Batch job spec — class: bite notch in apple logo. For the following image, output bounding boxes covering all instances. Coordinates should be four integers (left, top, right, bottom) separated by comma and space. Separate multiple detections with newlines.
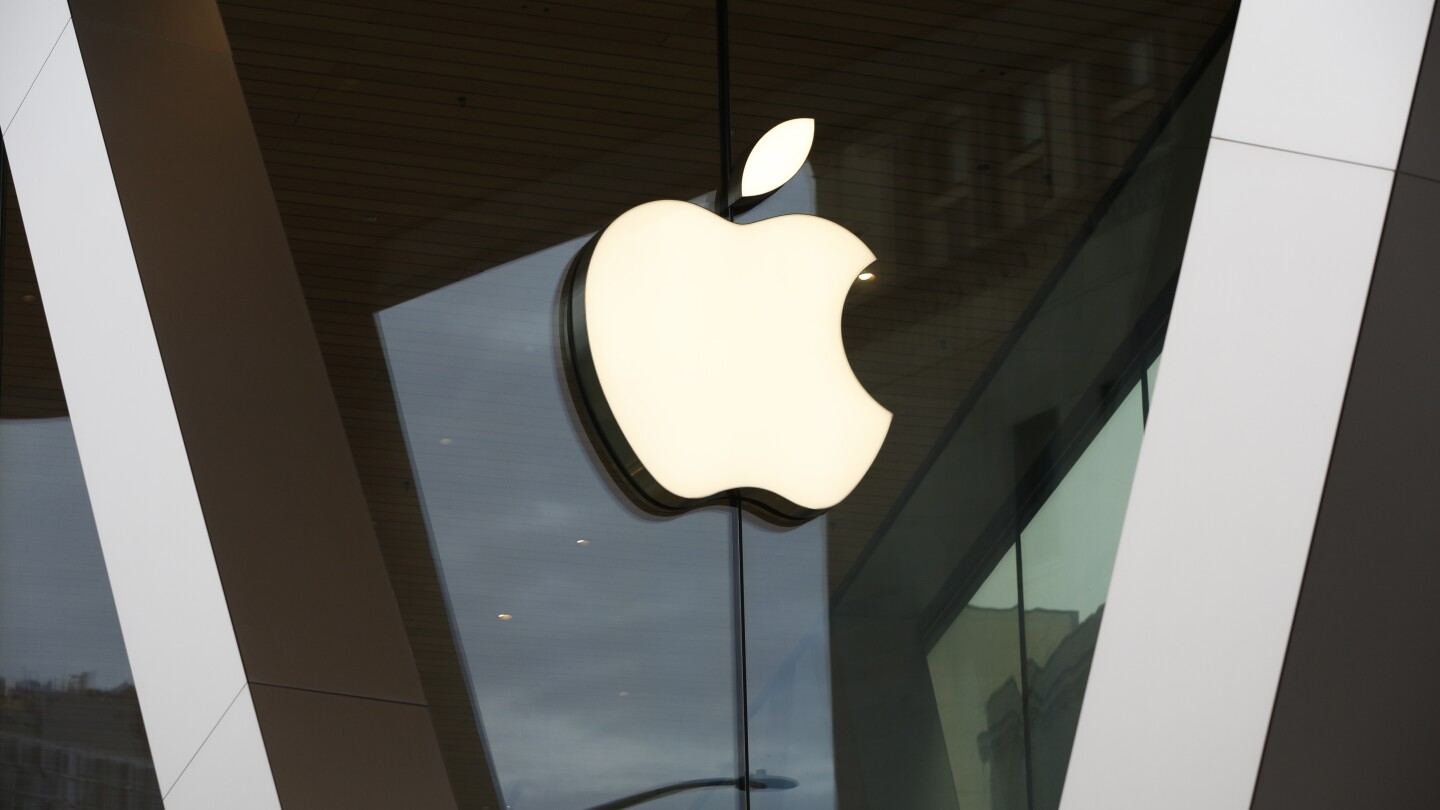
561, 118, 892, 523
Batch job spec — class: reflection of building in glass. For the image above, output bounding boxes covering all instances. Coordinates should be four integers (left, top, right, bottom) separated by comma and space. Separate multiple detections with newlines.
929, 603, 1091, 810
835, 20, 1228, 803
0, 677, 161, 810
952, 606, 1104, 810
1026, 607, 1104, 810
967, 607, 1106, 810
980, 677, 1025, 810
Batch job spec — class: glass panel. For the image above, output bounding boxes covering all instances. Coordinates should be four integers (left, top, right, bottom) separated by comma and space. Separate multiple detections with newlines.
220, 4, 739, 809
1, 163, 163, 808
215, 3, 1234, 808
378, 239, 739, 810
728, 3, 1234, 809
1020, 385, 1146, 810
739, 514, 836, 810
927, 547, 1026, 810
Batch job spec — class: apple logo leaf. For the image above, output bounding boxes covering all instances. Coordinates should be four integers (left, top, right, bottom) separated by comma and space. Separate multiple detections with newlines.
740, 118, 814, 199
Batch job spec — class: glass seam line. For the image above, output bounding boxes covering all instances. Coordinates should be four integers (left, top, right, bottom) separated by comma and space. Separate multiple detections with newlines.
716, 0, 751, 806
1013, 534, 1038, 810
717, 0, 734, 223
731, 496, 752, 809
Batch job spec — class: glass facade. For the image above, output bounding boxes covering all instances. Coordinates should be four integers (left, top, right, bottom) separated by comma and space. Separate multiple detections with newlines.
0, 159, 163, 808
1019, 382, 1147, 810
723, 8, 1230, 807
1, 1, 1237, 807
220, 0, 1233, 806
378, 250, 740, 810
920, 371, 1149, 810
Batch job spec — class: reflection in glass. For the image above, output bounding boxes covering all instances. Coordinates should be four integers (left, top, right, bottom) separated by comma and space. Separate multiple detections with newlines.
0, 422, 162, 810
1020, 386, 1146, 810
729, 4, 1235, 810
740, 515, 835, 810
212, 1, 1238, 808
379, 239, 739, 810
218, 4, 731, 804
927, 547, 1026, 810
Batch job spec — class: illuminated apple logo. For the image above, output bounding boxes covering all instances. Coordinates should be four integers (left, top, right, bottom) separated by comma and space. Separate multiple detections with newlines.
562, 119, 891, 522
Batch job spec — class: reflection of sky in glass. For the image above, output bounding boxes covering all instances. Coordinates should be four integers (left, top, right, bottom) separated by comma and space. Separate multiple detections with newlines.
380, 235, 740, 810
379, 172, 841, 810
741, 516, 836, 810
0, 418, 135, 689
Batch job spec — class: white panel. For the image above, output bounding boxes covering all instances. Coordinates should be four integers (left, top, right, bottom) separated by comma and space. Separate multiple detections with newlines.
1060, 139, 1393, 810
0, 0, 69, 134
1213, 0, 1434, 168
163, 686, 282, 810
3, 27, 250, 794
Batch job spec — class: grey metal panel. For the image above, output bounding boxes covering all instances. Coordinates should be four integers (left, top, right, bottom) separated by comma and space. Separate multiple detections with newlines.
72, 12, 427, 706
250, 685, 460, 810
1059, 137, 1394, 810
1210, 0, 1434, 169
68, 0, 231, 54
1060, 3, 1433, 809
3, 17, 255, 792
1250, 172, 1440, 809
1400, 6, 1440, 182
1251, 14, 1440, 802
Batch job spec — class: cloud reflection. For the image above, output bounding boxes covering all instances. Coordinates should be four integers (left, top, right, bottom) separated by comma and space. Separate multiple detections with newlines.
379, 174, 838, 810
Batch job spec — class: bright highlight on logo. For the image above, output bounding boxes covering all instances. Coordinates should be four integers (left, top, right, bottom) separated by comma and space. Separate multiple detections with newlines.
562, 119, 892, 522
740, 118, 815, 198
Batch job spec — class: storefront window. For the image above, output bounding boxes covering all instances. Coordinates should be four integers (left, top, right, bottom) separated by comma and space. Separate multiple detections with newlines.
728, 4, 1232, 809
927, 546, 1026, 810
213, 1, 1237, 807
378, 237, 740, 810
1020, 384, 1146, 810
